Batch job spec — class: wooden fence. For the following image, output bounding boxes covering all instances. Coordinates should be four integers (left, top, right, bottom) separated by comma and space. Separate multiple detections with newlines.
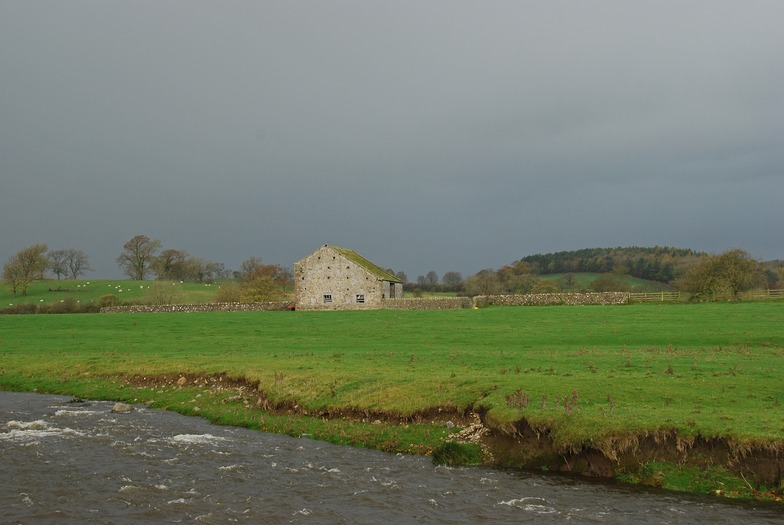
629, 290, 783, 303
628, 291, 683, 302
743, 289, 784, 299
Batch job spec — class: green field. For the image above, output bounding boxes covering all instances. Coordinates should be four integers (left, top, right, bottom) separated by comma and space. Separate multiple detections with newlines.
539, 272, 672, 292
1, 302, 782, 499
1, 279, 224, 307
2, 303, 782, 440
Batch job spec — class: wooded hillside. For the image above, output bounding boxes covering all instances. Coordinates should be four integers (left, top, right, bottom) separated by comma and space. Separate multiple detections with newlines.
518, 247, 705, 283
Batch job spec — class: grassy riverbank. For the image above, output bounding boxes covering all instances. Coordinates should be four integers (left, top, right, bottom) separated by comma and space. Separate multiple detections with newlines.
1, 303, 782, 500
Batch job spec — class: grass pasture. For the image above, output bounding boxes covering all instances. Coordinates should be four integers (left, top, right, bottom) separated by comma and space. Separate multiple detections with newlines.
539, 272, 672, 292
1, 302, 782, 498
1, 303, 782, 441
0, 279, 225, 307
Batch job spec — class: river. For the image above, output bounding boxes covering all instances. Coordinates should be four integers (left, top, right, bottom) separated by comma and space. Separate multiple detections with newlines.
1, 392, 780, 524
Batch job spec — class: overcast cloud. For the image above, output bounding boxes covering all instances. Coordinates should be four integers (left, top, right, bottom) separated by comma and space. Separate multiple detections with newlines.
2, 1, 782, 279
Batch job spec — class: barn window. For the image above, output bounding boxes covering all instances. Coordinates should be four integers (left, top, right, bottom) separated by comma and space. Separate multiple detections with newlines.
356, 294, 365, 303
323, 294, 332, 303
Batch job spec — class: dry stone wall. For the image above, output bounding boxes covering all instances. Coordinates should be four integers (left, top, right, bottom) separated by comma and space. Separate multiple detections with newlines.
473, 292, 630, 307
100, 293, 629, 314
382, 297, 472, 310
100, 302, 291, 314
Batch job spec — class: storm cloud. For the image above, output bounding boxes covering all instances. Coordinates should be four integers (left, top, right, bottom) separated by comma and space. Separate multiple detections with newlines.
2, 1, 782, 279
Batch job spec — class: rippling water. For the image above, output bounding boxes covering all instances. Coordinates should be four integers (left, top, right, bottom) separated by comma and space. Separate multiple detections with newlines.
1, 392, 780, 524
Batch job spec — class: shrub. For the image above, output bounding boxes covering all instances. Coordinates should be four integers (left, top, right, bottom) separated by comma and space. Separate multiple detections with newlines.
431, 442, 482, 466
532, 279, 561, 293
240, 274, 286, 302
148, 281, 179, 305
0, 300, 100, 315
0, 303, 37, 315
589, 274, 630, 292
215, 283, 243, 303
40, 297, 80, 314
97, 294, 122, 308
78, 302, 101, 313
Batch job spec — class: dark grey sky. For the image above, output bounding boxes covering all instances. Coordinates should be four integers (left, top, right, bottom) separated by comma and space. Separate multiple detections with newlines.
2, 1, 783, 279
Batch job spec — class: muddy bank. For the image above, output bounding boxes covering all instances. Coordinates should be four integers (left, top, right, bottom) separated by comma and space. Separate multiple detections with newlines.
475, 414, 783, 491
122, 372, 473, 425
120, 372, 782, 498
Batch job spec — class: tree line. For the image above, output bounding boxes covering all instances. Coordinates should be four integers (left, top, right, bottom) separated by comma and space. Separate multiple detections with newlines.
392, 247, 781, 298
115, 235, 292, 302
4, 240, 782, 301
2, 235, 293, 300
1, 244, 97, 297
115, 234, 231, 282
392, 265, 563, 296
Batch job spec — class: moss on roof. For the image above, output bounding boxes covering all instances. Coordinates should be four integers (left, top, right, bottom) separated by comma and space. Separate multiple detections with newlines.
327, 245, 402, 283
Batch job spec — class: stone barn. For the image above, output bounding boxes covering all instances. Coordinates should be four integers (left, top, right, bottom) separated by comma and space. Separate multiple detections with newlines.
294, 245, 403, 310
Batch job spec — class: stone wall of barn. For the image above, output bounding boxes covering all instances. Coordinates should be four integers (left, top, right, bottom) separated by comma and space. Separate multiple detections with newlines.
294, 246, 387, 310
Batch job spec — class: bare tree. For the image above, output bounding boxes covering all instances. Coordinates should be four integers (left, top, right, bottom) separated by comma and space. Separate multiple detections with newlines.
154, 249, 189, 280
152, 249, 225, 282
441, 271, 463, 289
48, 248, 92, 280
66, 248, 92, 279
206, 261, 227, 281
116, 235, 161, 280
48, 249, 69, 280
239, 257, 264, 281
187, 256, 224, 283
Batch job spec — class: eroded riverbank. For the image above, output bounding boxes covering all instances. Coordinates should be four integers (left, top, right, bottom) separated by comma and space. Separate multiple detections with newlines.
7, 371, 781, 503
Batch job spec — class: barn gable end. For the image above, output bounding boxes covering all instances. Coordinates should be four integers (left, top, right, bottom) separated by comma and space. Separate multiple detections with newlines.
294, 245, 402, 310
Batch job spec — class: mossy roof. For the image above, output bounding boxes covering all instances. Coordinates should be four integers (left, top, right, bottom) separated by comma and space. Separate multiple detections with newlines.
327, 245, 402, 283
